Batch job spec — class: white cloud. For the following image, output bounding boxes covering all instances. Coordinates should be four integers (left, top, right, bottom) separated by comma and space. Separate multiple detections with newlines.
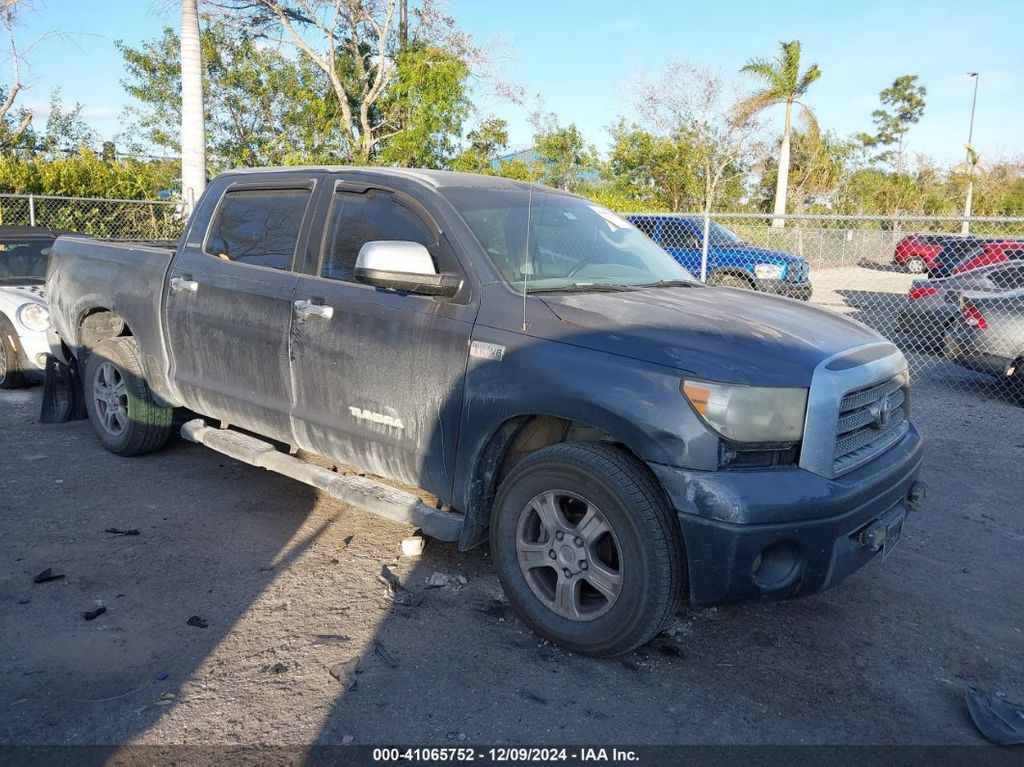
603, 16, 645, 32
80, 106, 117, 120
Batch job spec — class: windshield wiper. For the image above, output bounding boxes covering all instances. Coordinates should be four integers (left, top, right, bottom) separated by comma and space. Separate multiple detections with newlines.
631, 279, 700, 289
526, 283, 639, 294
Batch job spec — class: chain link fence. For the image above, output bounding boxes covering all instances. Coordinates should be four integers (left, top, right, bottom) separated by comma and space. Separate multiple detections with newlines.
626, 211, 1024, 407
0, 193, 184, 240
2, 192, 1020, 407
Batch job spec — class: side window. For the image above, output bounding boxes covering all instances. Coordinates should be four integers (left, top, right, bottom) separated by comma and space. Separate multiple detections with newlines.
632, 217, 658, 240
205, 188, 311, 270
321, 190, 434, 283
992, 266, 1024, 290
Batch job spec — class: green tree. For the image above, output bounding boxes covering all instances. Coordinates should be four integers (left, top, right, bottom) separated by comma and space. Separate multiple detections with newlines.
859, 74, 926, 174
374, 44, 471, 168
450, 117, 515, 174
118, 22, 346, 168
531, 123, 598, 192
737, 40, 821, 226
756, 123, 854, 213
30, 89, 97, 157
609, 62, 760, 215
0, 1, 34, 153
213, 0, 475, 164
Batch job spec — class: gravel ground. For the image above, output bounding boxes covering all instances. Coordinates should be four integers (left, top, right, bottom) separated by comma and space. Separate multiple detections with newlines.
1, 265, 1022, 749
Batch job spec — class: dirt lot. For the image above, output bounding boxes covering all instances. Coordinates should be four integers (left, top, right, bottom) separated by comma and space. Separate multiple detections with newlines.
1, 268, 1023, 749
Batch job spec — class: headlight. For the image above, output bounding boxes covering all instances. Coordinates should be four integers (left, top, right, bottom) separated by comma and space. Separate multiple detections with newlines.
16, 302, 51, 332
681, 379, 808, 443
753, 263, 784, 280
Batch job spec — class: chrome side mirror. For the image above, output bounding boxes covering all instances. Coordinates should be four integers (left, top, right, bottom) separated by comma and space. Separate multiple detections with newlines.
354, 241, 461, 297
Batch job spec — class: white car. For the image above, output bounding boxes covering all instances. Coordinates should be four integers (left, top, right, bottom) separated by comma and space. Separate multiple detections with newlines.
0, 228, 62, 388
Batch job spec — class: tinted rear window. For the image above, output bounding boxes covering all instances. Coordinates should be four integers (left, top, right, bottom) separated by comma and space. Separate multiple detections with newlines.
205, 189, 310, 270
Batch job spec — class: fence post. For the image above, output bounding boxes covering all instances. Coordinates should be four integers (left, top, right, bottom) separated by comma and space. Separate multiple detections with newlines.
28, 194, 35, 227
700, 211, 710, 282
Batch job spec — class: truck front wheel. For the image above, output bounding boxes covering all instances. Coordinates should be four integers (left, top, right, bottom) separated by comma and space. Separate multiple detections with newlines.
490, 442, 685, 656
83, 337, 174, 456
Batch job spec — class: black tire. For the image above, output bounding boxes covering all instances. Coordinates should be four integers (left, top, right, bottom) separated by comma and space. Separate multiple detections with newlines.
490, 442, 685, 657
0, 313, 29, 389
83, 337, 174, 456
1010, 358, 1024, 407
906, 256, 926, 274
709, 272, 753, 290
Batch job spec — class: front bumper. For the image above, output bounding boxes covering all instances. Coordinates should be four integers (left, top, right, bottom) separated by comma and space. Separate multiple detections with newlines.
649, 426, 924, 606
944, 329, 1012, 376
756, 278, 812, 301
11, 327, 49, 379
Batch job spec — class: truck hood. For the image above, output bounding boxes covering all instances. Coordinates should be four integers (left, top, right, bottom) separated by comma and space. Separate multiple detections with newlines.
538, 286, 882, 387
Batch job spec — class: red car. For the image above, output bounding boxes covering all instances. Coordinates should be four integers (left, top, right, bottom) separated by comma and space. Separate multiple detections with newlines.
893, 235, 948, 273
951, 240, 1024, 275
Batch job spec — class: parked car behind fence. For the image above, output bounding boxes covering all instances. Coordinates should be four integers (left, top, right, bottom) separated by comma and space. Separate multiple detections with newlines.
895, 262, 1024, 350
944, 287, 1024, 405
627, 214, 812, 300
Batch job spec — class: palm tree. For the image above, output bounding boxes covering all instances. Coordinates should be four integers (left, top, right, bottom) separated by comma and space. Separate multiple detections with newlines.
180, 0, 206, 214
737, 41, 821, 228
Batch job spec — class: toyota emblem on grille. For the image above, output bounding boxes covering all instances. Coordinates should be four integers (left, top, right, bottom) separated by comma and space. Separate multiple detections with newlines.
868, 398, 893, 429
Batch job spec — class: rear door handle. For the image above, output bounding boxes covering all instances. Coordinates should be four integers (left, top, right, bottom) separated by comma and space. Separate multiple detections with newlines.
170, 276, 199, 294
294, 299, 333, 320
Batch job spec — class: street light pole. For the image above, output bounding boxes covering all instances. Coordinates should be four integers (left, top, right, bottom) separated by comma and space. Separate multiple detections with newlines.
961, 72, 979, 234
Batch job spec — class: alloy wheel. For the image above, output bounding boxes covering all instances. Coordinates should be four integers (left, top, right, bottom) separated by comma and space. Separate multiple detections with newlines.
92, 361, 129, 437
515, 490, 623, 621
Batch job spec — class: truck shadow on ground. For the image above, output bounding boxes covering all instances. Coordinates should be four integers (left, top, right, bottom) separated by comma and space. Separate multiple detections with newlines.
2, 323, 1015, 751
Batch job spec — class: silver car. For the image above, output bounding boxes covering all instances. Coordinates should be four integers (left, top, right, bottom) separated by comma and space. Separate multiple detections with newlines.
895, 263, 1024, 350
944, 287, 1024, 405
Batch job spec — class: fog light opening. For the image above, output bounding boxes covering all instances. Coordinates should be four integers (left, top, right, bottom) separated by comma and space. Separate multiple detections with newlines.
751, 541, 802, 590
36, 353, 48, 367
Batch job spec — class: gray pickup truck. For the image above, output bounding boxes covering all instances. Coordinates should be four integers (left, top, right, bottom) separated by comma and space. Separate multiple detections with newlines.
47, 168, 926, 656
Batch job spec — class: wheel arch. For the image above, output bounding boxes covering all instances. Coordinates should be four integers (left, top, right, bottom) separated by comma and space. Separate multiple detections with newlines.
76, 306, 133, 352
456, 411, 668, 550
708, 267, 756, 287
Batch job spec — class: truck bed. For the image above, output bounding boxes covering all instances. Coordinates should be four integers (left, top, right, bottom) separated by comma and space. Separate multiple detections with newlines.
46, 234, 179, 404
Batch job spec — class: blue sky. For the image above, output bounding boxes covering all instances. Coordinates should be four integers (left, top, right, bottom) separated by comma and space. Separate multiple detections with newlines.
12, 0, 1024, 165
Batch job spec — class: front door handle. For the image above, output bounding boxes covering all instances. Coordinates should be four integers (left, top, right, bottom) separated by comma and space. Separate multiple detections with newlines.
294, 299, 334, 320
170, 276, 199, 294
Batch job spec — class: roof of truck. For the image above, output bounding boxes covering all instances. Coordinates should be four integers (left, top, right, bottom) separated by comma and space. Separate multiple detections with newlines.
0, 225, 71, 238
221, 166, 555, 192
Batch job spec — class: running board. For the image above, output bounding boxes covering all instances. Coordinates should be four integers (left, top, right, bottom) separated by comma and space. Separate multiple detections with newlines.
180, 419, 463, 541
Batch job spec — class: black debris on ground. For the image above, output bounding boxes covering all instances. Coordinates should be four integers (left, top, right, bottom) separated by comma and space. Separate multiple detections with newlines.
83, 607, 107, 621
186, 616, 208, 629
33, 568, 65, 584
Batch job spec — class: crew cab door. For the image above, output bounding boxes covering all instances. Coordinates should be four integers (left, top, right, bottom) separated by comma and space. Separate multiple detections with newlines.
287, 181, 475, 498
164, 177, 317, 442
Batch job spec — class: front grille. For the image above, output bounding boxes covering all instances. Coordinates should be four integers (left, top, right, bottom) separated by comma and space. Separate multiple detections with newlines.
832, 375, 909, 475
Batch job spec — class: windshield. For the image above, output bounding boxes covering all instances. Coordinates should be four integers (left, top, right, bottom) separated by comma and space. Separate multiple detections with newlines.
0, 239, 52, 282
705, 220, 743, 247
444, 188, 697, 292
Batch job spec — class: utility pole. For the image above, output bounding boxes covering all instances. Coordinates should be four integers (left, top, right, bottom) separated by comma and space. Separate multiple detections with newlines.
961, 72, 979, 235
180, 0, 207, 216
399, 0, 408, 49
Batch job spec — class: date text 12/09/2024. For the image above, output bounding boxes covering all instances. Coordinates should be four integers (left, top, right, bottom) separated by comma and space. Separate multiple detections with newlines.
372, 747, 640, 762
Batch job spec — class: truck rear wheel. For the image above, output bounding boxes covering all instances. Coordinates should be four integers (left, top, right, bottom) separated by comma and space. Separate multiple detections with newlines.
83, 337, 174, 456
0, 314, 29, 389
490, 442, 685, 657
